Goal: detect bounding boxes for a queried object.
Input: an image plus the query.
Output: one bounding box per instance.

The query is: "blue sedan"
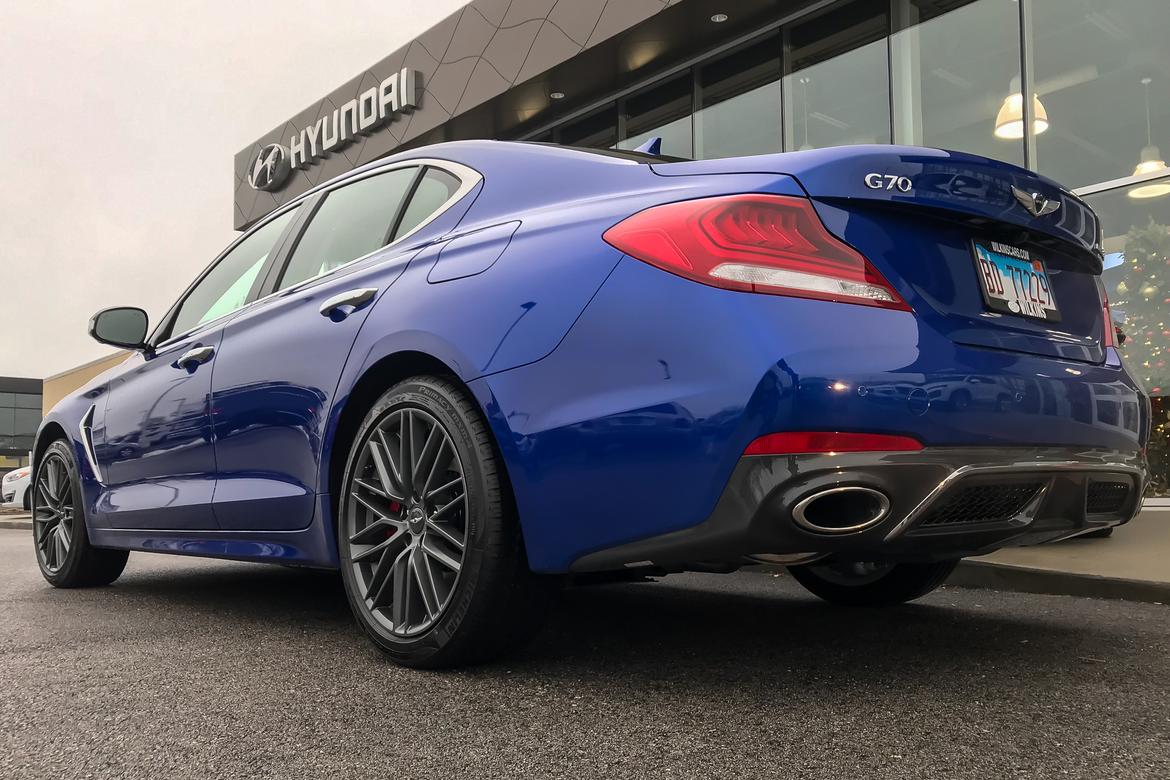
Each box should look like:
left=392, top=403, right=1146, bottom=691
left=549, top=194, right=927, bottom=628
left=32, top=141, right=1148, bottom=666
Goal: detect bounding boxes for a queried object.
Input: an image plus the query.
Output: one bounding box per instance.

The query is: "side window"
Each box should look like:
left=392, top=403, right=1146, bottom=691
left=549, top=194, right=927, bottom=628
left=394, top=167, right=462, bottom=240
left=167, top=207, right=298, bottom=339
left=277, top=167, right=418, bottom=291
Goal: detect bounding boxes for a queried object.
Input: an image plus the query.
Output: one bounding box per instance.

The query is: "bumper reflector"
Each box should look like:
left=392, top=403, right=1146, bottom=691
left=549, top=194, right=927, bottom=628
left=744, top=431, right=924, bottom=456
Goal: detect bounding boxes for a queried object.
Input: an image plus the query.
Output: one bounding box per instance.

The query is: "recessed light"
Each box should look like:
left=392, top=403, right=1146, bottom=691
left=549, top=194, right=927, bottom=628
left=549, top=91, right=565, bottom=100
left=711, top=13, right=729, bottom=23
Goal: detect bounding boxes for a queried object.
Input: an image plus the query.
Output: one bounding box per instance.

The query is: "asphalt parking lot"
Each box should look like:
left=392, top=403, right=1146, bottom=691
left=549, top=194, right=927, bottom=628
left=1, top=528, right=1168, bottom=779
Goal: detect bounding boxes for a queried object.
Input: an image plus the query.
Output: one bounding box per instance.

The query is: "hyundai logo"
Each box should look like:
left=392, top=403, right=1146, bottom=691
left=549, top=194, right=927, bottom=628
left=248, top=143, right=291, bottom=191
left=1011, top=185, right=1061, bottom=217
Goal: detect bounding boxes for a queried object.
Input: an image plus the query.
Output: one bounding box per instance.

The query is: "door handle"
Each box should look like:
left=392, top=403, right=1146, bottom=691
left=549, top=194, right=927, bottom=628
left=173, top=345, right=215, bottom=371
left=319, top=287, right=378, bottom=321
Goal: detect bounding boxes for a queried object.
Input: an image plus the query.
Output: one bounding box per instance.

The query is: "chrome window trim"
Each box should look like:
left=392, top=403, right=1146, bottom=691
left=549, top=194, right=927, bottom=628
left=155, top=158, right=481, bottom=350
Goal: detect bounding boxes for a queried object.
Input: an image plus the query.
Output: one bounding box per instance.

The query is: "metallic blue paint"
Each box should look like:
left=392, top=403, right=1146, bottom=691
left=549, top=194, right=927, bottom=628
left=35, top=140, right=1147, bottom=573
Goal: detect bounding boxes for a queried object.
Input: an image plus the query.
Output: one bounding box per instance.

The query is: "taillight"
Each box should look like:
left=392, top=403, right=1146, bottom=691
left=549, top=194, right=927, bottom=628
left=1097, top=278, right=1117, bottom=349
left=1102, top=293, right=1117, bottom=349
left=744, top=431, right=924, bottom=456
left=603, top=193, right=909, bottom=310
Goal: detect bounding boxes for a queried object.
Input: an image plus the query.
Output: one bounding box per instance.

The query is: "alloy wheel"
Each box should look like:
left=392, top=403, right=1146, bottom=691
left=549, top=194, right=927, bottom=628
left=345, top=406, right=468, bottom=637
left=33, top=453, right=74, bottom=574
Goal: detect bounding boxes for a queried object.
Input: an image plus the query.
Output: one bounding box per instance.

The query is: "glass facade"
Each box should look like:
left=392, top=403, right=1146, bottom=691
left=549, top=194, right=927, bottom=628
left=618, top=74, right=694, bottom=158
left=0, top=387, right=42, bottom=466
left=890, top=0, right=1023, bottom=166
left=695, top=35, right=780, bottom=159
left=1030, top=0, right=1170, bottom=189
left=1089, top=183, right=1170, bottom=495
left=784, top=1, right=890, bottom=150
left=524, top=0, right=1170, bottom=495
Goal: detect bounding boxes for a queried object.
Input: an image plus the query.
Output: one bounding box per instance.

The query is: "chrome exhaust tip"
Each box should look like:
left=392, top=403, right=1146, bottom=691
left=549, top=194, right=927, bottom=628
left=791, top=486, right=891, bottom=534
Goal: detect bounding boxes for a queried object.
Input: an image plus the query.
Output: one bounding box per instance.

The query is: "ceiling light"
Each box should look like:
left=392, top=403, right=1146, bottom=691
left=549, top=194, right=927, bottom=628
left=1129, top=78, right=1170, bottom=199
left=549, top=91, right=565, bottom=100
left=994, top=89, right=1049, bottom=139
left=710, top=13, right=729, bottom=23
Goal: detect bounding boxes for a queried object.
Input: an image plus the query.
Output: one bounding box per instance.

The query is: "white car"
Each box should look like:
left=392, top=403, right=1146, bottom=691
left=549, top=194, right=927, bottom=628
left=2, top=466, right=31, bottom=511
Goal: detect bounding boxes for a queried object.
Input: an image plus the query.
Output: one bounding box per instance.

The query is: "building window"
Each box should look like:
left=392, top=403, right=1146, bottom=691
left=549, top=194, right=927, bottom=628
left=890, top=0, right=1024, bottom=166
left=1031, top=0, right=1170, bottom=189
left=0, top=388, right=41, bottom=456
left=695, top=35, right=781, bottom=159
left=618, top=74, right=693, bottom=158
left=557, top=104, right=618, bottom=149
left=783, top=0, right=890, bottom=150
left=1087, top=180, right=1170, bottom=495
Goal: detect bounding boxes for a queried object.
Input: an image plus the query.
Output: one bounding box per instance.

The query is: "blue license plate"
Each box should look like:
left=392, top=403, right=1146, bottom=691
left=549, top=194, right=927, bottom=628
left=971, top=241, right=1060, bottom=322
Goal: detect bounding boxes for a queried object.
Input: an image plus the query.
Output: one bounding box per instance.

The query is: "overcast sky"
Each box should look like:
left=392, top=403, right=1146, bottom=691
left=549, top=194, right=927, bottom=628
left=0, top=0, right=468, bottom=379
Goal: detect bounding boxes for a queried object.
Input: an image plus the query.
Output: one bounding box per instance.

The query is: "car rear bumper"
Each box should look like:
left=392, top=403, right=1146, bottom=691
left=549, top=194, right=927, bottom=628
left=568, top=446, right=1147, bottom=572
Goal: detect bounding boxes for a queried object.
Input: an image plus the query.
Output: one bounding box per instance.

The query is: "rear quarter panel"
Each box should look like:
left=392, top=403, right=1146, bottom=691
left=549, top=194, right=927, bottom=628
left=324, top=150, right=801, bottom=495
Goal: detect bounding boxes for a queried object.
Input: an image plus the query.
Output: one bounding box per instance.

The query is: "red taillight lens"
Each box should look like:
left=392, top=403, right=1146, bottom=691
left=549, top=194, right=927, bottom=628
left=603, top=194, right=909, bottom=310
left=1102, top=293, right=1117, bottom=349
left=743, top=431, right=924, bottom=456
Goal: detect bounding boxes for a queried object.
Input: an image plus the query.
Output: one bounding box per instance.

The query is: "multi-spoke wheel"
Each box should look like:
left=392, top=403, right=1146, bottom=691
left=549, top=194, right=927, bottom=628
left=347, top=406, right=468, bottom=637
left=788, top=559, right=957, bottom=607
left=33, top=440, right=128, bottom=588
left=338, top=376, right=551, bottom=668
left=33, top=451, right=75, bottom=574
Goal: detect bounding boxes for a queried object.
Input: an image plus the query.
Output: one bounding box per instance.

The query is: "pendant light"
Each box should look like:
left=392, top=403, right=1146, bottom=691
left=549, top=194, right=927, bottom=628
left=1128, top=77, right=1170, bottom=200
left=994, top=77, right=1049, bottom=140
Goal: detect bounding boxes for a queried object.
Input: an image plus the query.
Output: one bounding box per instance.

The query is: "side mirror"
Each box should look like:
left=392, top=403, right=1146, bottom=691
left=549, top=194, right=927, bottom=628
left=89, top=307, right=149, bottom=350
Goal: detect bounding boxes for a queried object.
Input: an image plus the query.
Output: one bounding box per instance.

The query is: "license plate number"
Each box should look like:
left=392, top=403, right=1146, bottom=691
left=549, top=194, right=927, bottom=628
left=972, top=241, right=1060, bottom=322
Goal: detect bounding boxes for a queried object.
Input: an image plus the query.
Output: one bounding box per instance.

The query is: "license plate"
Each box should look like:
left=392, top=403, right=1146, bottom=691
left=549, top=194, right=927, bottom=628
left=971, top=241, right=1060, bottom=322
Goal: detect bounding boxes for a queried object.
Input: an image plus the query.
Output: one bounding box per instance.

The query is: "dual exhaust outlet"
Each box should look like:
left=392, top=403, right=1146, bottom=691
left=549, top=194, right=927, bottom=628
left=791, top=485, right=891, bottom=534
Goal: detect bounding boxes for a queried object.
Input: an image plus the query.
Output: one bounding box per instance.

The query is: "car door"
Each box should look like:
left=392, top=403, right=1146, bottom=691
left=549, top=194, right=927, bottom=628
left=209, top=162, right=473, bottom=531
left=94, top=207, right=300, bottom=530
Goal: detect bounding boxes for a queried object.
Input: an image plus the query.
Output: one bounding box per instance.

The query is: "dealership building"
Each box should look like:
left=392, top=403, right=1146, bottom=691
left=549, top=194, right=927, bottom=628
left=50, top=0, right=1170, bottom=493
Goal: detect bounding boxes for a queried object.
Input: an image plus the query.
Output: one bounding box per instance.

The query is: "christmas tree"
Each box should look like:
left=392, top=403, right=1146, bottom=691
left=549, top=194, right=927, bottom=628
left=1113, top=217, right=1170, bottom=495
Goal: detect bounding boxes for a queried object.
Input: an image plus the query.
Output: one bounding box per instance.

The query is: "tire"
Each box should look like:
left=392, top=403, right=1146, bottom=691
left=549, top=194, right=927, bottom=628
left=337, top=375, right=551, bottom=668
left=32, top=440, right=129, bottom=588
left=22, top=487, right=30, bottom=512
left=788, top=559, right=957, bottom=607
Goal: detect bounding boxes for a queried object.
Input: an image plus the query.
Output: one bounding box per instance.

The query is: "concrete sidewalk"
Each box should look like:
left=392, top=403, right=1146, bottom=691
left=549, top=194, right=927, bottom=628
left=952, top=507, right=1170, bottom=603
left=0, top=513, right=30, bottom=530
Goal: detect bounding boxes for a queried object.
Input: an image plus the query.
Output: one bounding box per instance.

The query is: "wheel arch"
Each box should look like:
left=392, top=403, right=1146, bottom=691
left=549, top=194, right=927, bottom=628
left=31, top=419, right=70, bottom=474
left=324, top=350, right=522, bottom=546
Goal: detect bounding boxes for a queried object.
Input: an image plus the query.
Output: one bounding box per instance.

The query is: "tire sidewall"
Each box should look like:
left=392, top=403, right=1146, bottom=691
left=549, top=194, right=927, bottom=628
left=338, top=379, right=495, bottom=663
left=34, top=440, right=91, bottom=586
left=790, top=559, right=958, bottom=607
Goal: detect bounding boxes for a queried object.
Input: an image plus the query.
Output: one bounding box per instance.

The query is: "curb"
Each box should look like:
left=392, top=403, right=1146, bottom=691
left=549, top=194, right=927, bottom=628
left=749, top=561, right=1170, bottom=605
left=948, top=560, right=1170, bottom=605
left=0, top=518, right=31, bottom=530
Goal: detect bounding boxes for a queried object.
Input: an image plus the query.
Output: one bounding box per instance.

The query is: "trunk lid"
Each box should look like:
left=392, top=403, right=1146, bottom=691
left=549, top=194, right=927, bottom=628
left=653, top=146, right=1107, bottom=363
